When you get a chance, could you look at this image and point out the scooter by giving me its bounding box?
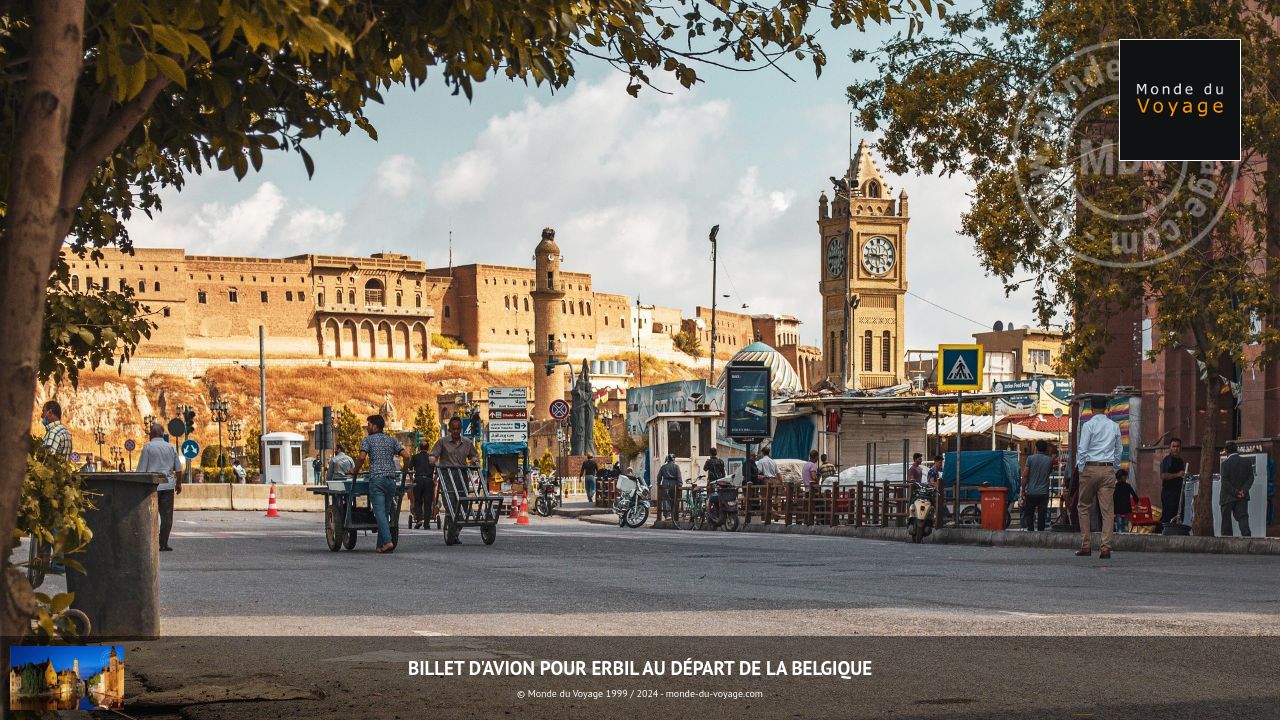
[907,482,937,543]
[704,479,740,531]
[533,474,562,517]
[613,470,651,528]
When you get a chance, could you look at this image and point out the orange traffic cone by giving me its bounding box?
[265,484,280,517]
[516,492,530,525]
[508,493,518,519]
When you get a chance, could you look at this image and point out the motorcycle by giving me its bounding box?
[907,482,937,543]
[612,470,651,528]
[704,478,740,531]
[533,474,562,517]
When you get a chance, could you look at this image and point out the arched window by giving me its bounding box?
[153,281,160,292]
[71,276,79,292]
[137,280,146,293]
[578,300,584,315]
[348,289,356,305]
[570,301,575,315]
[865,180,881,198]
[318,291,325,307]
[444,305,451,318]
[586,302,592,316]
[862,330,873,372]
[415,294,421,308]
[523,297,529,312]
[504,296,511,310]
[882,331,892,372]
[561,300,567,313]
[364,278,384,305]
[395,291,402,307]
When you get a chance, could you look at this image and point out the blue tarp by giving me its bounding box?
[941,450,1020,500]
[771,417,815,461]
[482,442,528,456]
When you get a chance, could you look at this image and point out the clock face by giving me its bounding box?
[861,236,895,275]
[825,237,846,278]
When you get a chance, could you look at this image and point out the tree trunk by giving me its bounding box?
[0,0,85,641]
[1193,380,1218,536]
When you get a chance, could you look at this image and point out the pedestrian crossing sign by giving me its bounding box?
[937,344,983,391]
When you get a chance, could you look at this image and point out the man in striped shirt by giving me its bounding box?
[40,400,73,462]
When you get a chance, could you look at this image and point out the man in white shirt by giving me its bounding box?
[136,422,184,551]
[1074,395,1123,558]
[755,446,780,482]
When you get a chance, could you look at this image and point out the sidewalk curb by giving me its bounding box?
[554,506,611,519]
[735,522,1280,554]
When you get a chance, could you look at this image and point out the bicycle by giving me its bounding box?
[675,475,707,531]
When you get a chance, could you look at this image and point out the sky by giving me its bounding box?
[125,10,1040,352]
[10,645,121,675]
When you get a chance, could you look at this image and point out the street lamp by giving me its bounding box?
[93,424,106,463]
[143,414,156,432]
[228,420,243,464]
[109,445,124,471]
[210,398,230,480]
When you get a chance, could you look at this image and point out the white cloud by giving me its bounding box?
[375,154,419,200]
[280,206,345,248]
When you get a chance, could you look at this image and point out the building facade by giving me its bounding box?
[817,141,909,390]
[972,326,1065,379]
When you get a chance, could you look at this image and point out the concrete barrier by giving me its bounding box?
[175,484,402,513]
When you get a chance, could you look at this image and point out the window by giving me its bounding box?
[71,276,79,292]
[444,305,451,318]
[229,290,239,303]
[586,302,592,316]
[102,276,108,289]
[364,278,384,305]
[162,307,170,317]
[299,291,305,302]
[578,300,584,315]
[153,281,160,292]
[698,419,712,453]
[198,291,207,304]
[260,291,269,303]
[504,296,510,310]
[561,300,567,313]
[291,446,302,466]
[348,290,355,304]
[285,291,293,301]
[395,292,402,307]
[881,331,891,372]
[1028,348,1051,367]
[545,271,553,289]
[547,334,556,353]
[138,280,146,293]
[415,294,421,308]
[863,330,872,372]
[523,297,529,311]
[269,447,280,466]
[667,421,691,459]
[318,291,325,307]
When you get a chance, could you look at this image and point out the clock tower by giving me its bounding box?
[817,140,909,390]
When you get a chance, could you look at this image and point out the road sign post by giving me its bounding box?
[938,344,983,525]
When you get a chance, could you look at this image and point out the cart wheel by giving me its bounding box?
[343,530,357,550]
[325,504,344,552]
[443,518,458,546]
[391,516,400,547]
[481,524,496,545]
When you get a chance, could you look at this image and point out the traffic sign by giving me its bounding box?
[488,386,528,399]
[548,399,570,420]
[488,396,528,410]
[489,431,528,443]
[123,439,136,452]
[556,428,566,442]
[489,408,528,420]
[488,419,528,433]
[937,344,983,391]
[71,452,80,463]
[181,439,201,460]
[168,418,186,438]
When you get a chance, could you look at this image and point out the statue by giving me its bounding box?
[569,359,596,456]
[379,390,398,430]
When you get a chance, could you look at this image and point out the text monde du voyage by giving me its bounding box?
[1133,82,1229,118]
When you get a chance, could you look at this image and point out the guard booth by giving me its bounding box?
[645,410,724,490]
[262,431,305,484]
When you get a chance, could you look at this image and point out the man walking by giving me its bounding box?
[1021,440,1053,531]
[136,422,183,551]
[1158,438,1186,530]
[351,414,410,553]
[581,455,599,503]
[657,453,682,522]
[39,400,73,462]
[1074,396,1122,558]
[1219,441,1255,537]
[431,417,480,467]
[410,439,435,529]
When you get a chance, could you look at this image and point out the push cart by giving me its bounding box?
[308,472,412,551]
[438,464,505,546]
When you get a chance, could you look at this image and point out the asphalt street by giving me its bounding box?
[155,510,1280,636]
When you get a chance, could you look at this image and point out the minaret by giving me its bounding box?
[530,227,567,418]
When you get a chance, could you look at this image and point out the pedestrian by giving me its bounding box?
[657,453,682,521]
[704,448,726,482]
[927,455,944,491]
[803,450,821,488]
[136,422,183,551]
[907,453,924,485]
[410,439,435,529]
[351,414,410,553]
[1219,441,1255,537]
[1074,395,1122,558]
[581,454,599,503]
[430,417,480,467]
[1113,468,1139,533]
[819,453,837,482]
[328,445,355,483]
[232,458,247,484]
[1158,437,1186,530]
[39,400,73,462]
[756,446,780,483]
[743,451,760,486]
[1021,440,1053,531]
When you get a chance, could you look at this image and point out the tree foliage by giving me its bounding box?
[335,405,363,456]
[412,404,441,449]
[593,417,614,458]
[536,448,556,476]
[847,0,1280,533]
[40,264,156,388]
[673,329,704,357]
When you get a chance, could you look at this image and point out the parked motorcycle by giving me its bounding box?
[907,482,937,543]
[534,474,562,517]
[705,478,740,531]
[613,470,651,528]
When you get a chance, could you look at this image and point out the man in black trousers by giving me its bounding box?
[1158,438,1186,531]
[1219,441,1255,537]
[410,439,436,529]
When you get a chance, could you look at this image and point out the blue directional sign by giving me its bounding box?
[181,439,201,460]
[937,344,983,391]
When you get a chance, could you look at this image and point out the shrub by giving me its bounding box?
[432,333,464,351]
[673,330,703,357]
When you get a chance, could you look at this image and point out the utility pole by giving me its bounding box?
[258,325,267,480]
[709,225,720,384]
[635,296,644,388]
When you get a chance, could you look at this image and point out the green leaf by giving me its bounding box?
[151,54,188,89]
[298,146,315,178]
[150,25,190,57]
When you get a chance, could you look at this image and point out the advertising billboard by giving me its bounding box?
[725,363,771,440]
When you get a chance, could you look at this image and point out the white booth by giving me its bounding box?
[262,431,306,485]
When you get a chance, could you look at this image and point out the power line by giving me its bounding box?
[905,290,990,329]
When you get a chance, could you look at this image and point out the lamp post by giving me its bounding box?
[634,296,643,388]
[109,445,124,471]
[210,398,230,480]
[228,420,243,464]
[93,424,106,464]
[708,224,719,384]
[143,414,156,432]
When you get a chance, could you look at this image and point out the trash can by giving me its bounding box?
[979,486,1008,531]
[67,472,162,640]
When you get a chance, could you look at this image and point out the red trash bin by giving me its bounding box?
[979,487,1008,530]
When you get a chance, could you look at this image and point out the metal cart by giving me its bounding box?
[308,473,412,551]
[438,464,505,546]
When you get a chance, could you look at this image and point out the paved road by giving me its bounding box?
[158,510,1280,636]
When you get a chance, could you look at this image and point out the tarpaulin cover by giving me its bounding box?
[941,450,1020,500]
[482,442,528,456]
